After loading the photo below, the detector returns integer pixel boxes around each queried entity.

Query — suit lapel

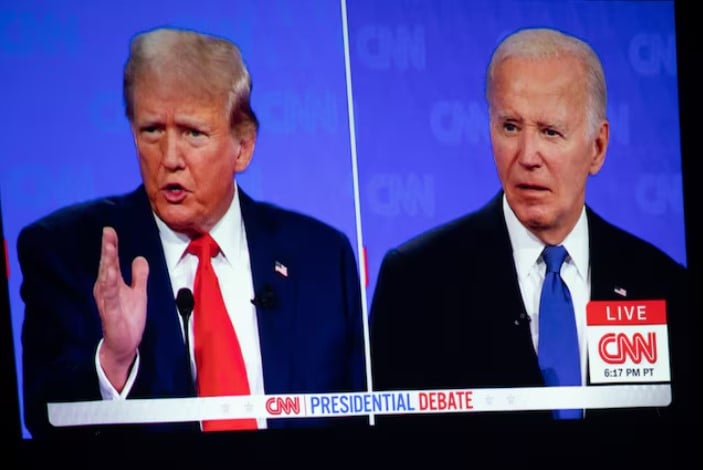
[434,193,541,387]
[476,194,543,384]
[480,195,528,321]
[238,189,294,394]
[588,208,630,302]
[117,186,193,397]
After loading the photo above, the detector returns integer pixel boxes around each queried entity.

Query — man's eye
[543,128,561,137]
[186,129,205,138]
[140,126,163,139]
[503,122,518,132]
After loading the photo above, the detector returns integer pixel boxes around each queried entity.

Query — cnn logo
[598,332,657,365]
[265,396,301,415]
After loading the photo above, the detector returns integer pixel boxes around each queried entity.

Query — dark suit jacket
[18,185,366,438]
[369,191,688,431]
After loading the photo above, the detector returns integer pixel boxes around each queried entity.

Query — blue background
[0,0,684,439]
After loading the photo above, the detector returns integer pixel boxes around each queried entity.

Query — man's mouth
[162,183,188,202]
[517,183,549,191]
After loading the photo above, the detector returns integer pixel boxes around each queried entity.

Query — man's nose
[517,129,542,168]
[161,131,185,170]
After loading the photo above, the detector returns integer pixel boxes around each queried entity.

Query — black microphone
[251,284,278,309]
[176,287,194,328]
[175,288,195,393]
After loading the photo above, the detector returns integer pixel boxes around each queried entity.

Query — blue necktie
[537,245,582,420]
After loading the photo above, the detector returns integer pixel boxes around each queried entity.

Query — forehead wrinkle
[173,112,218,131]
[495,91,584,136]
[133,86,226,125]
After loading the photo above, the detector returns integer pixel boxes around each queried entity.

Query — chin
[515,207,553,231]
[156,208,194,231]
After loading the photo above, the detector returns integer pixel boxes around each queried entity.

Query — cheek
[491,143,512,175]
[212,147,237,176]
[568,148,594,179]
[193,149,236,190]
[555,158,588,196]
[490,131,513,154]
[137,149,160,180]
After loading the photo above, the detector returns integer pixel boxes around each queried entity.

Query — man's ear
[234,125,256,173]
[589,120,609,175]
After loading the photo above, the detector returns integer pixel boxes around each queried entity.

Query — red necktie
[187,233,257,431]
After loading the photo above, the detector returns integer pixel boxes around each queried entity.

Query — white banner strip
[48,384,671,427]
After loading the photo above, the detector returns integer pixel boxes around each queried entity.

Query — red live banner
[587,300,667,326]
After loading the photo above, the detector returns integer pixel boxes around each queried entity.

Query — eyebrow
[494,112,569,132]
[173,115,213,131]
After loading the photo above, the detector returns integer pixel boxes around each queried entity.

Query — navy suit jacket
[18,185,366,438]
[370,191,687,430]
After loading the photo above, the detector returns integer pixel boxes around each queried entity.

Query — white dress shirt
[96,184,267,428]
[502,195,591,386]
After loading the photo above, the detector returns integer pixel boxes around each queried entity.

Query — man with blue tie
[18,27,366,438]
[369,27,687,427]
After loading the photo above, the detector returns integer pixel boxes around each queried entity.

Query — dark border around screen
[3,1,701,466]
[1,194,23,447]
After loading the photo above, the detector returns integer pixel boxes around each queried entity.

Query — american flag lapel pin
[614,286,627,297]
[275,261,288,277]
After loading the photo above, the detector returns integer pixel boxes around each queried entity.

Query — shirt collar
[153,182,245,271]
[503,193,589,280]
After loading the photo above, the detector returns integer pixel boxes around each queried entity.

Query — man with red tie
[18,27,366,438]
